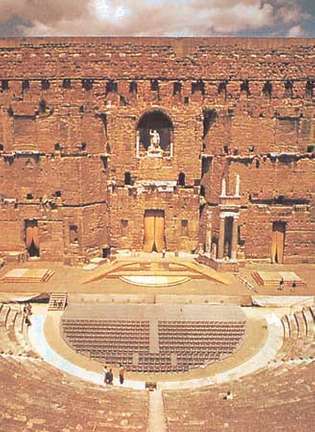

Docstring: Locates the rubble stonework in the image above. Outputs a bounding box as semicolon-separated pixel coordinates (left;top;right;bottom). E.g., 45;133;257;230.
0;37;314;263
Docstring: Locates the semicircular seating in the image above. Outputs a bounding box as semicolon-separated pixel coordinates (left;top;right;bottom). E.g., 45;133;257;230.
163;306;315;432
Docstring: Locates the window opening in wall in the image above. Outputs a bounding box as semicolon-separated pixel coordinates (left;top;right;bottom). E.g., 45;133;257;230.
306;145;315;153
238;225;245;246
192;80;205;95
284;80;293;97
255;159;260;168
218;81;227;97
203;109;217;138
223;145;229;154
124;172;132;186
224;216;233;258
62;79;71;89
101;157;108;169
184;96;189;105
69;224;79;244
55;143;62;151
178;172;186;186
181;219;189;236
262;80;272;97
106;80;118;94
22;80;30;92
305;80;314;98
121;219;129;236
80;142;87;151
120;95;127;106
201;158;211;176
82;79;93;91
240;80;250;96
151;79;159;91
1;80;9;91
26;193;33;200
38;99;47;114
0;144;4;151
25;220;40;257
55;191;62;197
137;110;173;158
129;81;138;94
79;105;85;113
173;81;182;96
41;79;50;90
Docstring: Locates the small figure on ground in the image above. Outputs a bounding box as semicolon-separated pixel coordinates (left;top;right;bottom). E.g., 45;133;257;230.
119;364;125;385
25;315;31;326
103;365;108;384
278;277;284;291
162;249;166;259
26;303;32;314
105;368;113;385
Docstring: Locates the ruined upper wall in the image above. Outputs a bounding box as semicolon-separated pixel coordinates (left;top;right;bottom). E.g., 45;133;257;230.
0;37;314;80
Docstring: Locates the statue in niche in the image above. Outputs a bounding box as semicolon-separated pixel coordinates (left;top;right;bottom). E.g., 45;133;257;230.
147;129;163;157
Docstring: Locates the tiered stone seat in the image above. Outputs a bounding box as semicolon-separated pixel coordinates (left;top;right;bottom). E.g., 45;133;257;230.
62;318;246;373
63;318;151;366
157;320;246;372
0;355;149;432
163;307;315;432
279;307;315;361
0;303;34;356
163;361;315;432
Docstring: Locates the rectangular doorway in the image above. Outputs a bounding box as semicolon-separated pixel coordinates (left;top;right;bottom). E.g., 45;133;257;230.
271;221;286;263
143;210;166;252
25;220;40;257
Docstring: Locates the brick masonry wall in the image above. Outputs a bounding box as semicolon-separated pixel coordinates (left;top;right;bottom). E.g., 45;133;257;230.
0;37;314;262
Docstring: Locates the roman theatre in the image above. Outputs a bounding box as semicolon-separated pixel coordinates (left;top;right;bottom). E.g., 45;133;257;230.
0;37;314;432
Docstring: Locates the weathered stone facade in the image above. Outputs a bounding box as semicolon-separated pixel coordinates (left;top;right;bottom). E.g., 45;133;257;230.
0;37;314;264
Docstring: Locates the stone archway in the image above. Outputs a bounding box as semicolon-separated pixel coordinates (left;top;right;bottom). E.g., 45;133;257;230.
136;110;173;158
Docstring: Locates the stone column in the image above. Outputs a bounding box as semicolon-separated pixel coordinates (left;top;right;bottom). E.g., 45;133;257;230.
221;178;227;197
235;174;240;197
218;214;225;259
205;209;212;253
231;216;239;260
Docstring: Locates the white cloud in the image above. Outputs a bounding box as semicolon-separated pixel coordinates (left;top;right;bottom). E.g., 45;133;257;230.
0;0;311;36
287;24;304;36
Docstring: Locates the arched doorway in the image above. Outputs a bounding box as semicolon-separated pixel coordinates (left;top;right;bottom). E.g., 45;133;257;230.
143;210;166;252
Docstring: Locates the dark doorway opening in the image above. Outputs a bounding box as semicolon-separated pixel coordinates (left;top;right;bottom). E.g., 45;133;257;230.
271;221;286;264
25;220;40;257
224;217;233;258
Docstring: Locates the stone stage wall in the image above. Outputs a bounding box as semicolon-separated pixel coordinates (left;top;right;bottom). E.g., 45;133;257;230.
0;38;314;263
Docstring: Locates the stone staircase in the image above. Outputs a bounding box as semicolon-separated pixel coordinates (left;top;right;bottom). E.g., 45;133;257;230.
48;293;68;311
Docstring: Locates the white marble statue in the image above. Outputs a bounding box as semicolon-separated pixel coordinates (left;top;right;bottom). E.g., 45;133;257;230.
149;129;161;149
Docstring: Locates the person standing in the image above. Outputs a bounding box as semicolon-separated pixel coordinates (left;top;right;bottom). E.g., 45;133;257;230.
106;368;113;385
119;364;125;385
103;365;108;384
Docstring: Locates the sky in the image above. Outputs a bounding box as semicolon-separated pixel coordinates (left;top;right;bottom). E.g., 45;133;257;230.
0;0;314;37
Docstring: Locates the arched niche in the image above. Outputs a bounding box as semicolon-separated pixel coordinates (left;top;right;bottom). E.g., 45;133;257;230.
136;109;174;158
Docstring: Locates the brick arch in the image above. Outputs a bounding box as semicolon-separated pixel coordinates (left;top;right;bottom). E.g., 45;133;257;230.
136;108;174;157
136;108;174;131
